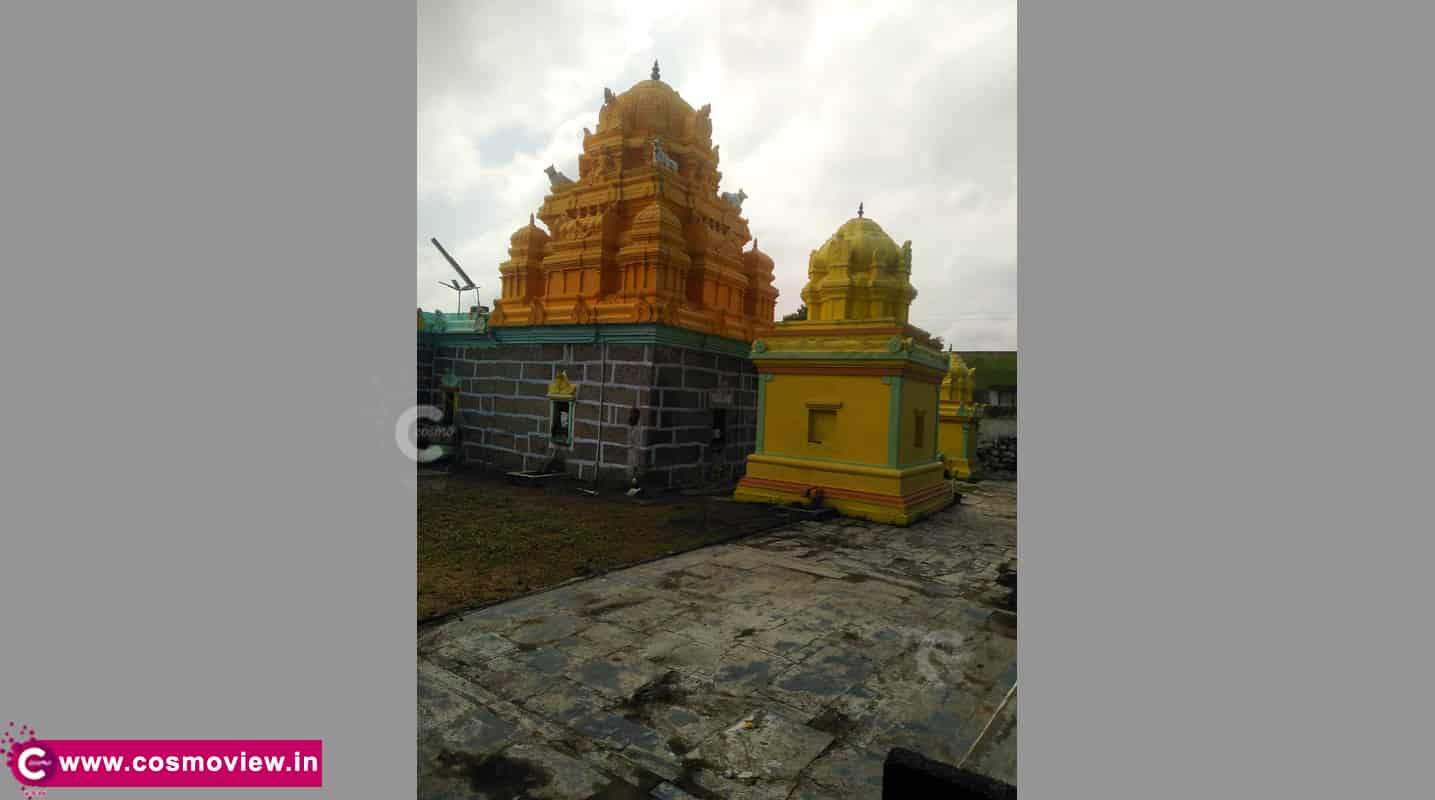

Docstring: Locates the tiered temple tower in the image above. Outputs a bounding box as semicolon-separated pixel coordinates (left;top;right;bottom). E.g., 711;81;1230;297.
733;209;954;525
420;64;778;487
490;63;778;341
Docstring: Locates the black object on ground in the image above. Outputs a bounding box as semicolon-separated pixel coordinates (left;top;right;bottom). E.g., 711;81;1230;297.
882;747;1015;799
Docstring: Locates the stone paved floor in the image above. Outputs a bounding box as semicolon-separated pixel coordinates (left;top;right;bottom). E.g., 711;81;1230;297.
418;482;1017;799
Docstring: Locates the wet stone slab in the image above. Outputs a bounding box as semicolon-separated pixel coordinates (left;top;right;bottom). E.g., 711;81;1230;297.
710;644;794;696
633;629;706;663
472;649;582;702
964;688;1017;786
801;743;888;799
517;677;613;726
428;631;518;666
685;707;834;787
865;683;988;766
572;647;673;700
648;636;726;676
661;606;793;647
506;613;589;646
589;597;698;634
741;618;837;660
429;711;520;757
424;741;626;800
418;664;480;728
572;711;667;755
417;482;1019;797
762;645;877;713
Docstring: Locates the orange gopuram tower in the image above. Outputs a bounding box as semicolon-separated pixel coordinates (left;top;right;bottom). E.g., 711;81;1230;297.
490;62;778;342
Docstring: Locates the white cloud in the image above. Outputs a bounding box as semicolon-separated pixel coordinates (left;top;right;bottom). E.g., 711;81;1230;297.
417;0;1016;350
417;99;483;203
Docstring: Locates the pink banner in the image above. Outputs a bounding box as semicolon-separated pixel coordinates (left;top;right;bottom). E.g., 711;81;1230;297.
7;740;322;788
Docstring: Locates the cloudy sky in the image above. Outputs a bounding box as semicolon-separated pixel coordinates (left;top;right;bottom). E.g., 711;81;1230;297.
418;0;1015;349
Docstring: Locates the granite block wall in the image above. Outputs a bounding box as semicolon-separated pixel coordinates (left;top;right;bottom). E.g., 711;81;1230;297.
417;340;438;410
976;435;1017;478
430;341;759;487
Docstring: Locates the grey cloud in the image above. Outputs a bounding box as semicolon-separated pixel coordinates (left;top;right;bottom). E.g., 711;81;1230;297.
418;0;1015;350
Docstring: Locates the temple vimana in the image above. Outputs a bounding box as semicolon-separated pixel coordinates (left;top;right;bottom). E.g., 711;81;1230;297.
419;63;983;524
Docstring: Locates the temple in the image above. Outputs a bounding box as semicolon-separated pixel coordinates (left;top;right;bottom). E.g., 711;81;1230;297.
732;211;955;525
489;64;778;340
418;65;979;509
938;352;984;480
418;65;777;487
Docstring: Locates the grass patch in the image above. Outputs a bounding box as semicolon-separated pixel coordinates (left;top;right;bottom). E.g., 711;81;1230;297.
418;472;788;621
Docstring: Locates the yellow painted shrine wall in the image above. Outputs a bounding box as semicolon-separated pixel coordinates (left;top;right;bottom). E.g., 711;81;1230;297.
762;374;891;466
898;377;941;467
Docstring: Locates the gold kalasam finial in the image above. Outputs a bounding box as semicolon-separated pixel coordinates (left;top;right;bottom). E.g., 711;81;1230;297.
652;60;660;80
857;202;864;218
529;213;535;226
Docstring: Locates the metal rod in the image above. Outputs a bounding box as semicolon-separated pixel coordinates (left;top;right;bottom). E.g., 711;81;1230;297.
430;237;477;289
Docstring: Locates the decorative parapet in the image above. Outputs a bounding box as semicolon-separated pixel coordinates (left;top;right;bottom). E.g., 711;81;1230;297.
419;309;490;337
418;321;754;359
749;321;949;375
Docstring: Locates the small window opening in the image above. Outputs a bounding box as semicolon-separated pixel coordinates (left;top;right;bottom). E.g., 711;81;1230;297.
808;409;837;444
550;400;572;445
711;408;727;446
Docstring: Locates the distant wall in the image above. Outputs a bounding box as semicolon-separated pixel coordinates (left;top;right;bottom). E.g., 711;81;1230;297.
977;434;1016;478
956;351;1016;478
977;415;1017;442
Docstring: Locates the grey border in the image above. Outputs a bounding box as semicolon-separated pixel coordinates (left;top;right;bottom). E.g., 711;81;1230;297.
4;1;1431;798
0;2;414;798
1024;2;1429;797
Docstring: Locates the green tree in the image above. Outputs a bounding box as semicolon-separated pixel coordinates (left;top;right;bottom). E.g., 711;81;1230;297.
782;304;808;322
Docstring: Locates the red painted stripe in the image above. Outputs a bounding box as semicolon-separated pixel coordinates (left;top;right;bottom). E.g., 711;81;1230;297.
737;475;950;508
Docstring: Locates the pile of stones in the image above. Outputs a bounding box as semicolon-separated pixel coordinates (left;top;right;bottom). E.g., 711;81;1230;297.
977;435;1017;478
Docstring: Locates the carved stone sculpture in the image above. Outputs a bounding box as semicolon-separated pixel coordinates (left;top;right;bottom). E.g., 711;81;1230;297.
544;165;574;189
721;188;748;211
651;137;678;172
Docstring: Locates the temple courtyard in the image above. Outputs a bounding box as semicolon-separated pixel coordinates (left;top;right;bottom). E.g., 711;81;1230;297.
418;482;1017;799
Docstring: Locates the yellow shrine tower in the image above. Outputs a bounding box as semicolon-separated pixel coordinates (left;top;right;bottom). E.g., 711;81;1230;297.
733;208;954;525
489;62;778;341
938;352;984;480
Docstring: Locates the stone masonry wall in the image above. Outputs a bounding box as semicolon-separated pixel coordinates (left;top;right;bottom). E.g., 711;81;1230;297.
431;342;759;488
417;340;438;410
976;434;1017;479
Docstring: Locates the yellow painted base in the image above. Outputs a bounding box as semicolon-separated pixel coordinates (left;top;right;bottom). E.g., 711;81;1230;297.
733;454;954;526
942;454;975;481
938;407;981;481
